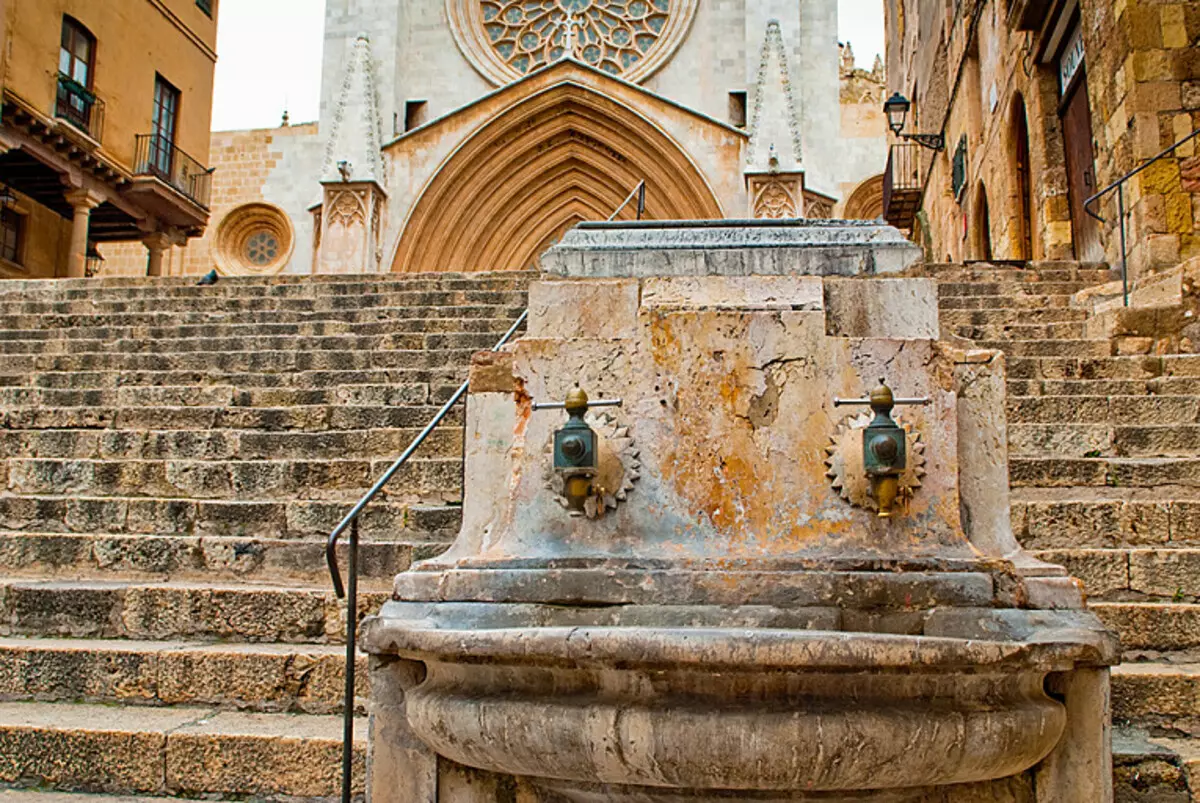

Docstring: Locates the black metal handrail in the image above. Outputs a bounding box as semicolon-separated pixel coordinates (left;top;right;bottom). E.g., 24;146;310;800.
1085;126;1200;307
324;183;646;802
133;133;214;209
55;74;104;142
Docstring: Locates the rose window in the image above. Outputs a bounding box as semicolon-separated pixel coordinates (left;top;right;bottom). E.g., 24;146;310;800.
246;232;280;266
448;0;696;85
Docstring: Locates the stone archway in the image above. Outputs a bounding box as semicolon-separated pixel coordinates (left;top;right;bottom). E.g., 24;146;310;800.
842;174;885;220
390;81;724;273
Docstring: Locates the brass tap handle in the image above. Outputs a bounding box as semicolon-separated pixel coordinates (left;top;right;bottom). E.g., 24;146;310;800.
834;378;931;409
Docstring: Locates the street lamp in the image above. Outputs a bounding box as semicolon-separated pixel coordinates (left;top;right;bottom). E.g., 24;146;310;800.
882;92;945;151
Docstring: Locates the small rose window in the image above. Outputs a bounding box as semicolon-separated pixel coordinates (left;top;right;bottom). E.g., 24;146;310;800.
214;203;294;275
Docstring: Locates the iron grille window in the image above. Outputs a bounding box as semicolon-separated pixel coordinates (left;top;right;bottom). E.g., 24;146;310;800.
952;134;968;203
196;0;213;17
0;208;23;265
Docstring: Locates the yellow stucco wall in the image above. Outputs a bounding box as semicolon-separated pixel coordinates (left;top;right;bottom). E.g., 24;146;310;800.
3;0;217;171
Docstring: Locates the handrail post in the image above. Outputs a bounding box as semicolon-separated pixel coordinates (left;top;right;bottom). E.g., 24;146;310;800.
341;516;358;803
1118;185;1128;308
637;182;646;220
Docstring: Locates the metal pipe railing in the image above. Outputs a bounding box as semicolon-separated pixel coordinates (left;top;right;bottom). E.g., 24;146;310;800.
608;180;646;221
1085;126;1200;307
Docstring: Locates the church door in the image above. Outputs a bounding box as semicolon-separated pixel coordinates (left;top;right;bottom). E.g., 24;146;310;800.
1058;28;1103;263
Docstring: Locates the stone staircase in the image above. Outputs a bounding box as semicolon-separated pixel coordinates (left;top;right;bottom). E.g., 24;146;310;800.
3;262;1199;801
935;261;1200;801
0;273;532;801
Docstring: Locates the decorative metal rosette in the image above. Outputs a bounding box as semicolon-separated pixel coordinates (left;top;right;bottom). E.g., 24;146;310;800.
825;412;926;513
543;411;640;519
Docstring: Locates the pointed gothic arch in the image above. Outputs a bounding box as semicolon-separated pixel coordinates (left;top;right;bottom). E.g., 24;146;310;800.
390;80;724;273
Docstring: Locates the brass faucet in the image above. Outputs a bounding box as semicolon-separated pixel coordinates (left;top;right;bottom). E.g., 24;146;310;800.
533;386;622;515
835;379;930;518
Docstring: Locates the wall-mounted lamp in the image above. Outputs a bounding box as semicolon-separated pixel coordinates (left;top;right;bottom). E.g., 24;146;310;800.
883;92;945;152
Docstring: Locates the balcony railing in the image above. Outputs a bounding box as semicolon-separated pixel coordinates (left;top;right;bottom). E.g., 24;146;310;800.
55;74;105;142
134;133;213;209
883;143;923;230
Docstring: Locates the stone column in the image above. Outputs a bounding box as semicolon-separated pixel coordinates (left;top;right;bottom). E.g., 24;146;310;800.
143;232;173;277
64;189;103;279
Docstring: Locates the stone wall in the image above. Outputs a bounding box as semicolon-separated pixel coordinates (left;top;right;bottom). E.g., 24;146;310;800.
885;0;1199;275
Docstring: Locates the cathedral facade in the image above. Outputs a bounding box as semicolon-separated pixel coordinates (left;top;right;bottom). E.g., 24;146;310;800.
105;0;889;277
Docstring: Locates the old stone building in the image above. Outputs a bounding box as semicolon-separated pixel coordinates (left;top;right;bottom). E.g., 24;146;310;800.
101;0;889;278
882;0;1198;280
0;0;217;279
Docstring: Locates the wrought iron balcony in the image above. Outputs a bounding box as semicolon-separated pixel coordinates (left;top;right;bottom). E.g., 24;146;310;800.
883;143;922;230
55;74;105;142
133;133;212;209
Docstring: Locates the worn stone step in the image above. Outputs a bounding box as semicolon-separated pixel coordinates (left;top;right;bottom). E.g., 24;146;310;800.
2;404;470;432
0;495;461;541
973;338;1113;358
918;260;1112;281
0;791;225;802
5;456;463;501
1093;603;1200;653
0;533;437;586
938;281;1094;297
1011;487;1196;549
941;307;1092;327
0;700;364;798
1010;424;1200;458
0;427;464;461
954;322;1090;341
0;578;386;643
0;316;516;342
1007;395;1200;426
1112;727;1199;801
1113;663;1200;727
0;331;503;356
21;369;466;395
1005;354;1200;382
0;347;481;373
1006;377;1200;397
937;294;1075;310
0;385;467;410
1032;548;1200;600
0;637;366;715
1011;456;1200;488
0;303;528;332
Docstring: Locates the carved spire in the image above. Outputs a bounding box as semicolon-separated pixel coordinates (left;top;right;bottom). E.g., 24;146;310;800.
320;34;385;186
747;20;803;171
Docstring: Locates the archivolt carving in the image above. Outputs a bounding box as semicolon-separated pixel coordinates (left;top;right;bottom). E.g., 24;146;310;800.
213;203;295;276
843;174;886;220
448;0;697;86
391;80;723;273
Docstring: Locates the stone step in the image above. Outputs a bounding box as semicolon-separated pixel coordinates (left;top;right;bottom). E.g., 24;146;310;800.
1010;424;1200;458
940;307;1092;326
0;427;464;461
1010;456;1200;488
954;322;1089;341
937;294;1075;310
1013;488;1195;550
0;637;365;715
0;303;528;331
19;369;467;395
2;404;470;432
1005;354;1200;381
1007;395;1200;425
0;700;364;798
1093;602;1200;653
0;386;468;411
918;260;1111;279
1113;663;1200;726
937;281;1095;296
0;347;482;373
1112;727;1199;801
0;495;461;541
0;331;504;355
0;578;386;643
1;532;439;586
973;338;1113;358
0;315;516;341
5;456;463;501
0;790;226;802
1006;377;1200;397
0;289;529;316
1032;548;1200;600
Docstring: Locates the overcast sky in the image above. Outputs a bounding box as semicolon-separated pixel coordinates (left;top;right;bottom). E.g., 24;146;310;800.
211;0;886;132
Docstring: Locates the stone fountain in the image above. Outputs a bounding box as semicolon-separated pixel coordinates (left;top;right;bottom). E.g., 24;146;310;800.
362;220;1119;802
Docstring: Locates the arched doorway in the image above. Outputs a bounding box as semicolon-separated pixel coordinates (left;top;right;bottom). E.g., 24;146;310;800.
974;182;993;262
391;81;724;273
1011;95;1034;261
843;174;886;220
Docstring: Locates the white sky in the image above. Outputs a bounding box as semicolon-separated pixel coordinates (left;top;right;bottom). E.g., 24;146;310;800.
211;0;886;132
